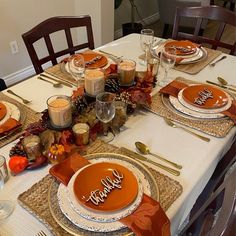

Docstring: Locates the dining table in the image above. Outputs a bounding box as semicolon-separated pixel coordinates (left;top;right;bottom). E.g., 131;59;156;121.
0;33;236;236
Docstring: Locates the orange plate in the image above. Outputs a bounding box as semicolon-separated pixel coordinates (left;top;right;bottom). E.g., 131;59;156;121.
165;40;197;56
73;162;138;212
81;52;108;69
182;84;228;109
0;102;7;121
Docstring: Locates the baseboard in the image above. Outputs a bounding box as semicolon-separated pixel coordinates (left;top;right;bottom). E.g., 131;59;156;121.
114;12;160;39
3;65;35;87
4;12;160;87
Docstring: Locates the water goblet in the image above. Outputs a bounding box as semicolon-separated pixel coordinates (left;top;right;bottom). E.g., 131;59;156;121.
67;54;85;88
159;46;176;87
0;168;14;220
95;92;116;142
140;29;154;66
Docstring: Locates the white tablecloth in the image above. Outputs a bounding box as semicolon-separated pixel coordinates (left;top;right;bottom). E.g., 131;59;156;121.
1;34;235;236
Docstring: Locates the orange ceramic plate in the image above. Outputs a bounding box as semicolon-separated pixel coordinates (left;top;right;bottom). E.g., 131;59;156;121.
182;84;229;109
165;40;198;56
0;102;7;121
73;162;138;212
81;52;108;69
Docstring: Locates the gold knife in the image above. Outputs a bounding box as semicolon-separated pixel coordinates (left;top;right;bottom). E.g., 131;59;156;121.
206;80;236;93
41;73;75;87
120;147;180;176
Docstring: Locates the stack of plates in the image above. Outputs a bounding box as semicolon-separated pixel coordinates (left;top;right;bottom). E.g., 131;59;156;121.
54;153;159;234
153;40;207;65
163;84;232;120
0;101;21;138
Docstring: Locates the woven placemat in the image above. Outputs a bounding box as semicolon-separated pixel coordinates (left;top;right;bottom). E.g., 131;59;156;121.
147;77;234;137
174;47;222;75
0;93;41;147
18;140;182;235
45;64;76;84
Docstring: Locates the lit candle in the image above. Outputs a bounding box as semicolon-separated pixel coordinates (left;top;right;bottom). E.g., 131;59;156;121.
47;95;72;128
72;123;90;146
22;135;41;162
84;70;105;97
118;59;136;86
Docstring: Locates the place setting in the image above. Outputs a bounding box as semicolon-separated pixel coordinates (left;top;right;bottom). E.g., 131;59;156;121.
151;39;222;75
147;77;236;138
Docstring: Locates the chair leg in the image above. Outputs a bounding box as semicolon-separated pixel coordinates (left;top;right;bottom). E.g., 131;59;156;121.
230;2;235;11
162;24;169;38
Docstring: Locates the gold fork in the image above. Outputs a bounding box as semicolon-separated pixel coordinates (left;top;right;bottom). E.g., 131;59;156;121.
7;90;31;104
36;230;47;236
164;118;210;142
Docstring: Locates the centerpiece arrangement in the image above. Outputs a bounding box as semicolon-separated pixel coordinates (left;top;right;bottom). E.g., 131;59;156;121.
8;62;157;174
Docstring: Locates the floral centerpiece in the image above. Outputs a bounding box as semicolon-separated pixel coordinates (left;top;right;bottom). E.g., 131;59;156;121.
8;64;156;174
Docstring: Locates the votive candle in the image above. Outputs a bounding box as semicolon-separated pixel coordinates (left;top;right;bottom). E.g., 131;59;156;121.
118;59;136;86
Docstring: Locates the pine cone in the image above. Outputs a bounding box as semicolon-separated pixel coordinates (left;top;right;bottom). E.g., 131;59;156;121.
105;78;120;93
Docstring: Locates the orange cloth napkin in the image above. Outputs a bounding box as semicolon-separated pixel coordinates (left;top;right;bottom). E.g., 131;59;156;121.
0;118;22;136
159;80;236;124
49;152;171;236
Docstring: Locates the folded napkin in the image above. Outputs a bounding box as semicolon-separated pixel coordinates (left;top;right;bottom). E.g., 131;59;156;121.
159;80;236;123
49;153;170;236
0;118;22;136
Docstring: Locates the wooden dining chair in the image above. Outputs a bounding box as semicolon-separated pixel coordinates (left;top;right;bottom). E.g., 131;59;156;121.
179;140;236;235
172;5;236;55
22;15;94;74
0;79;7;91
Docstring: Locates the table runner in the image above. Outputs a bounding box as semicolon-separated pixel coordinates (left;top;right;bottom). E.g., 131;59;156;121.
18;140;183;236
0;93;41;148
147;77;234;137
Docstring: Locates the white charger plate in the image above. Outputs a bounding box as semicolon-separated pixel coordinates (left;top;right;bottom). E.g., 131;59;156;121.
169;96;226;119
0;101;20;125
56;153;159;233
178;88;232;114
66;158;143;223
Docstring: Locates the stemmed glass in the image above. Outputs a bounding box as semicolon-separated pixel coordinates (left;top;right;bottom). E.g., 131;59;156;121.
95;92;116;142
140;29;154;66
67;54;85;88
159;47;176;87
0;169;14;220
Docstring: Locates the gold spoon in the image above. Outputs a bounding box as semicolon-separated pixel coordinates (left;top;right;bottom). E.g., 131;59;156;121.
217;76;236;89
164;118;210;142
38;76;62;88
135;141;182;169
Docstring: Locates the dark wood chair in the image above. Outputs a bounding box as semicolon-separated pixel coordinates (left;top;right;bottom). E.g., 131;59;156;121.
172;6;236;55
22;15;94;74
211;0;235;11
179;140;236;235
0;79;7;91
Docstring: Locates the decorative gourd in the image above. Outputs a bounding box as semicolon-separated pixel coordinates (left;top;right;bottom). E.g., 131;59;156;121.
47;144;66;164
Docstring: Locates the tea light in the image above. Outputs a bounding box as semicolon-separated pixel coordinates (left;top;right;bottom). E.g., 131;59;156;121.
72;123;90;146
118;59;136;86
84;70;105;97
22;135;41;162
47;95;72;128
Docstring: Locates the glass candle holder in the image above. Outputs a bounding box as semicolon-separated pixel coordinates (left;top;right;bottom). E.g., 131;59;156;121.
47;95;72;129
147;57;159;77
118;59;136;86
22;135;41;162
72;123;90;146
84;69;105;97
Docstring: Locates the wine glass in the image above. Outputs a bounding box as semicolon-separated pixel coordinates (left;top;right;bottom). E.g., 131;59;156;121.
159;47;176;87
67;54;85;88
140;29;154;66
0;165;14;220
95;92;116;142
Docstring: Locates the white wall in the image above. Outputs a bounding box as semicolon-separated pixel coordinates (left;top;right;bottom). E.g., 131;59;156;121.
0;0;114;86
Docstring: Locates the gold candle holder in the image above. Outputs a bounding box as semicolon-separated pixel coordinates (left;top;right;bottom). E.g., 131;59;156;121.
118;59;136;86
72;123;90;146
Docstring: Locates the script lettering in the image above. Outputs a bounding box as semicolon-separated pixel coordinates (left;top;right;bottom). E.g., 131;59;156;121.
82;169;124;206
194;88;213;105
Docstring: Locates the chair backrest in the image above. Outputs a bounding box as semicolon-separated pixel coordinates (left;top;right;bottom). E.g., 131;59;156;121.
22;15;94;74
0;79;7;91
172;5;236;55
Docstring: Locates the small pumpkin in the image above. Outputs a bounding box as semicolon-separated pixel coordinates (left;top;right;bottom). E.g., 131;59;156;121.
47;144;66;164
